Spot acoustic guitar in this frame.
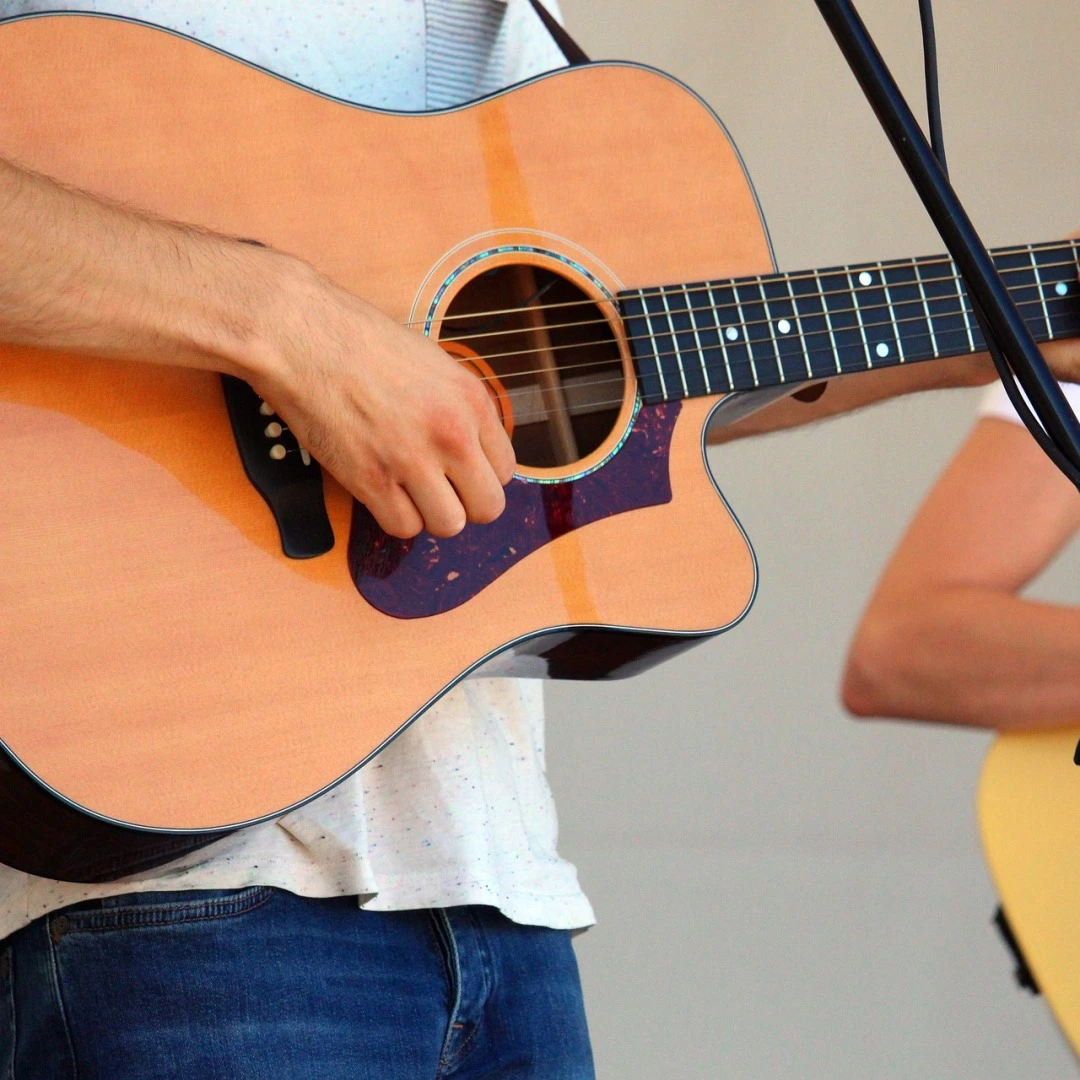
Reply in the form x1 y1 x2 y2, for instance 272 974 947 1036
979 730 1080 1057
3 13 1079 881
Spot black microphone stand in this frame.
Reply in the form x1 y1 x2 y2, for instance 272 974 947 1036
814 0 1080 485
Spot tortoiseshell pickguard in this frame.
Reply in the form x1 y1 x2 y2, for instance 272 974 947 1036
349 402 680 618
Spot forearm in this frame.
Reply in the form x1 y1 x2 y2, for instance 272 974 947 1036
0 155 294 378
843 589 1080 730
0 155 515 539
707 353 996 442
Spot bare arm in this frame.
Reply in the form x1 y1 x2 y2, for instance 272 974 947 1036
707 314 1080 443
0 156 515 539
842 416 1080 730
706 354 996 442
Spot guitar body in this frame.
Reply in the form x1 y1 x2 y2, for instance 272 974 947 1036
979 730 1080 1056
0 14 766 875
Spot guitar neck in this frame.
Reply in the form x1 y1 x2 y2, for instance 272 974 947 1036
620 240 1080 403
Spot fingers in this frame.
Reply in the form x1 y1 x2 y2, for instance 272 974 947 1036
369 483 425 541
356 418 513 540
446 439 509 528
479 407 517 486
405 471 467 539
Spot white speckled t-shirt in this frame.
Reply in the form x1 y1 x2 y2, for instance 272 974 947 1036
0 0 595 939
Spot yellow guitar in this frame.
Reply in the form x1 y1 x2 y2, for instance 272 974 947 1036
979 729 1080 1056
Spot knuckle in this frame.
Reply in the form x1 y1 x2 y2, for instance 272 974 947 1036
358 460 394 496
462 376 491 413
430 414 474 460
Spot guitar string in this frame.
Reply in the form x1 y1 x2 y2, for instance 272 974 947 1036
447 289 1075 373
403 239 1080 331
468 291 1080 425
460 313 1080 425
440 290 1077 390
432 252 1080 347
407 239 1080 328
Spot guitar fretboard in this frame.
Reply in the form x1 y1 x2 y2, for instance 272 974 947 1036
619 240 1080 403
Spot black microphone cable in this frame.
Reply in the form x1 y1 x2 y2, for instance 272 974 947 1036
916 0 1080 486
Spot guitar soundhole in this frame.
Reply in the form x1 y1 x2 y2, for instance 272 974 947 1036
439 264 625 469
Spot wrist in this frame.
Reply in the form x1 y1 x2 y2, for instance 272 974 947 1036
190 243 315 389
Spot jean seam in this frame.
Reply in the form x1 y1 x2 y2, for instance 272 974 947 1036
45 928 79 1080
432 910 463 1078
438 908 492 1070
1 949 13 1080
58 886 275 935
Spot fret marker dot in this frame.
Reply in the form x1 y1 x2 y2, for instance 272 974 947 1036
858 271 873 286
875 343 890 358
725 327 739 341
777 319 791 334
1057 282 1069 296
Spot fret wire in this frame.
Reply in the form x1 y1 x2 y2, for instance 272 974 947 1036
686 287 714 395
846 266 873 368
819 272 844 375
625 290 661 402
877 260 906 364
784 274 813 379
756 276 784 384
707 280 737 391
732 284 760 388
639 290 670 401
1029 244 1055 340
951 259 977 353
659 286 690 399
912 260 941 358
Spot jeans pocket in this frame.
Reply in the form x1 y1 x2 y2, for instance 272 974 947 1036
49 886 275 938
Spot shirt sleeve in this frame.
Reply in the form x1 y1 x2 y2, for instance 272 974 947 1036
977 378 1080 425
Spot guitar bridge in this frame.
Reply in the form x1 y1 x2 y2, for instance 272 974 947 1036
220 375 334 559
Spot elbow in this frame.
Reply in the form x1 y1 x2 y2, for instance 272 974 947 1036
841 612 911 719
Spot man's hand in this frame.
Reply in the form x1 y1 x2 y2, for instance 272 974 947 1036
0 156 515 540
248 266 516 539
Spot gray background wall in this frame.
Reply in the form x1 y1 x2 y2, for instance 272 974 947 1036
548 2 1080 1076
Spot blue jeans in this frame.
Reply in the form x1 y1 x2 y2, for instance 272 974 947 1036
0 888 594 1079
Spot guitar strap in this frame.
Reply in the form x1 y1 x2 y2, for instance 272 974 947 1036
527 0 590 66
